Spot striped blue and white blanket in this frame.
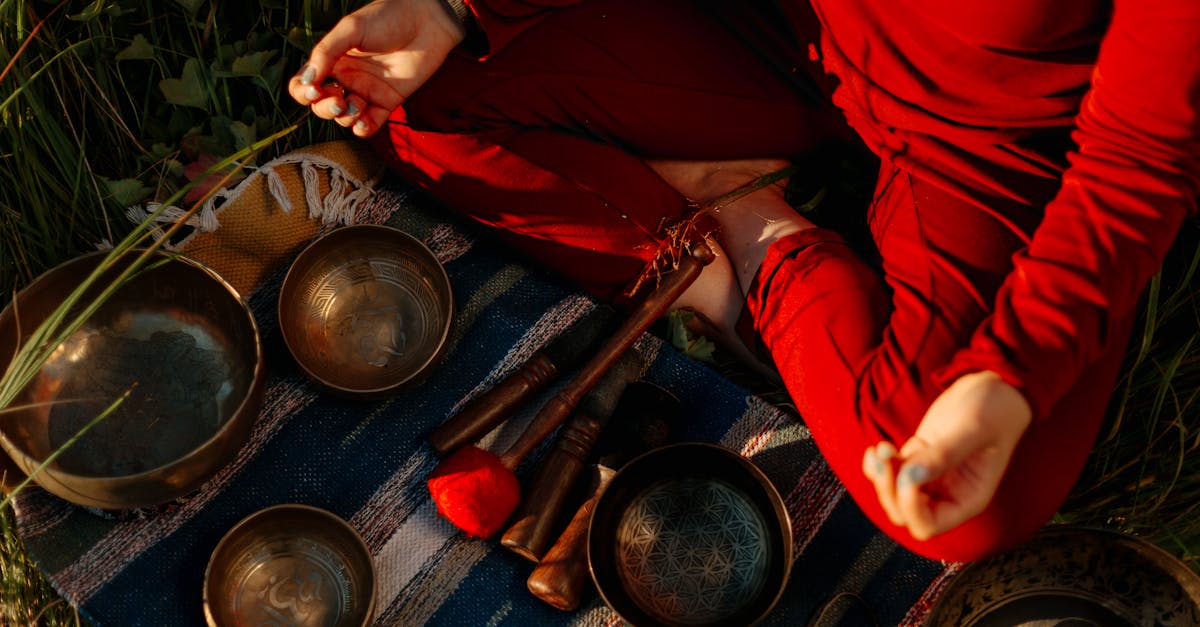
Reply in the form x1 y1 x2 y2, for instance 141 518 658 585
13 181 954 626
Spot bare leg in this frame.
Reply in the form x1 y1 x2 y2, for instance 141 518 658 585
646 158 817 376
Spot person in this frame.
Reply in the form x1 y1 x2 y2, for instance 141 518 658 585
287 0 1200 562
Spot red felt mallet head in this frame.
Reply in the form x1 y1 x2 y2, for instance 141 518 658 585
427 445 521 538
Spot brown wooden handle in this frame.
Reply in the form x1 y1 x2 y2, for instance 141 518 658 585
427 353 558 456
501 410 603 561
499 246 712 468
526 465 615 611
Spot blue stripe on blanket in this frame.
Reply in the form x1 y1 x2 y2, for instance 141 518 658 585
13 188 948 626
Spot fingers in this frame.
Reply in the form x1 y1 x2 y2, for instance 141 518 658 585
863 437 957 542
305 14 366 86
287 10 365 106
862 442 902 525
893 440 943 541
352 105 390 138
286 74 385 137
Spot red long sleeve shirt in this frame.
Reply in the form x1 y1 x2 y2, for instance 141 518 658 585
460 0 1200 419
807 0 1200 418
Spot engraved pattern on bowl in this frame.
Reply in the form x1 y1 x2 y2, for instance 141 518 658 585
204 504 376 627
0 251 264 509
589 443 792 627
927 527 1200 626
616 477 770 625
278 225 453 397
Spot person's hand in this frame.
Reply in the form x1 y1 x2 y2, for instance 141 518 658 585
287 0 467 137
862 370 1032 541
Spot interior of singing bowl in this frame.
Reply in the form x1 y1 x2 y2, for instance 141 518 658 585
927 526 1200 626
0 250 263 509
278 225 453 397
204 504 376 627
589 442 793 627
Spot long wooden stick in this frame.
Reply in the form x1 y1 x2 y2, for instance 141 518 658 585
496 243 713 471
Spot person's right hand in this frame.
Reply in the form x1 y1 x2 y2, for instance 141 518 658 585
287 0 467 137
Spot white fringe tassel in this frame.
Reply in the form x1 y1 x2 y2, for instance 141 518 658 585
122 149 378 247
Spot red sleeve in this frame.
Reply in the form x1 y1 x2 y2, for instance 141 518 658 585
462 0 583 58
935 0 1200 419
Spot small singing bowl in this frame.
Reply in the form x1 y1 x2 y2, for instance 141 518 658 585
0 250 264 510
278 225 453 397
589 443 793 627
204 504 376 627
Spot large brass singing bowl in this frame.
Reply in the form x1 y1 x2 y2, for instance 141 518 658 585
0 250 264 510
927 526 1200 626
589 443 793 627
278 225 453 398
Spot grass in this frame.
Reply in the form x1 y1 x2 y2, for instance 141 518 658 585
2 498 80 626
2 0 1200 622
1 1 355 622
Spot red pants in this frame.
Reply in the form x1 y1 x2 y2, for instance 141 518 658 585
374 0 1129 561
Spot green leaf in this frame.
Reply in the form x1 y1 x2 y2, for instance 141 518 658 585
150 143 175 160
231 50 278 77
228 121 256 151
172 0 206 17
116 35 155 62
102 177 152 207
68 0 109 21
286 26 315 52
159 59 208 110
665 310 718 364
257 58 286 91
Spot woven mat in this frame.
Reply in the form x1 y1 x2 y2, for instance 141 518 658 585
12 141 953 626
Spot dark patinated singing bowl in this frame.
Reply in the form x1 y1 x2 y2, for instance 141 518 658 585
0 250 263 510
204 504 376 627
278 225 453 398
589 443 793 627
927 526 1200 626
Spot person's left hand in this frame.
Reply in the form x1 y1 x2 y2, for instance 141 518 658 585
862 370 1032 541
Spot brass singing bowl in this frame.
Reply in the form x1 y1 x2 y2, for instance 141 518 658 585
204 504 376 627
278 225 453 398
927 526 1200 626
589 443 793 627
0 250 264 510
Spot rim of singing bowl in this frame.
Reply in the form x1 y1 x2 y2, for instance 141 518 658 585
926 526 1200 626
0 250 264 509
203 504 377 627
588 442 793 627
277 224 454 398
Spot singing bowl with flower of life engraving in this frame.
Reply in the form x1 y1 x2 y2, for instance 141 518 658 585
588 442 793 627
204 504 376 627
277 225 453 398
0 250 264 510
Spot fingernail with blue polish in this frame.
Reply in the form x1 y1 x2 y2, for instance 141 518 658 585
871 454 886 478
299 65 316 86
305 87 320 102
347 102 360 117
330 103 344 116
355 120 368 132
897 464 930 490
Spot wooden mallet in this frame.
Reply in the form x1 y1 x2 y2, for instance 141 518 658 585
426 243 713 538
426 303 618 456
525 382 683 610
